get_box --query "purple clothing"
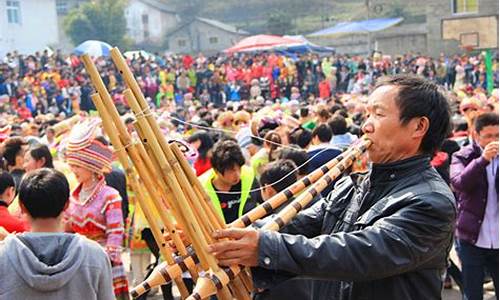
[450,142,499,245]
[475,156,498,249]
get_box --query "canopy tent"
[224,34,300,53]
[280,35,334,53]
[308,17,403,38]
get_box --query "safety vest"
[200,165,254,223]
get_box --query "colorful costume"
[64,119,129,299]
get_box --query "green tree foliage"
[63,0,128,48]
[266,11,293,35]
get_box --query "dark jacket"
[253,156,456,300]
[450,141,499,244]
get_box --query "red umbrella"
[224,34,300,53]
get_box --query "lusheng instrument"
[132,138,371,299]
[81,47,371,300]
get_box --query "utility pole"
[366,0,372,54]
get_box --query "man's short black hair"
[279,146,309,176]
[260,159,297,193]
[0,171,15,194]
[474,113,499,133]
[375,75,451,155]
[289,127,312,149]
[210,139,245,174]
[312,124,333,143]
[328,115,348,135]
[19,168,70,219]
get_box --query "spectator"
[0,171,28,233]
[0,168,114,300]
[451,112,499,300]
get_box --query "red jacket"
[0,203,28,233]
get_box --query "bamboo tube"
[171,143,253,298]
[230,146,358,228]
[109,48,248,298]
[188,139,371,300]
[124,89,218,275]
[52,114,80,136]
[263,138,372,231]
[82,57,190,298]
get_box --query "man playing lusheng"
[208,75,457,300]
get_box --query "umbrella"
[224,34,300,53]
[73,40,112,57]
[124,50,155,60]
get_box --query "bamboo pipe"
[111,48,249,298]
[92,93,167,256]
[81,56,191,298]
[133,137,365,298]
[124,89,218,273]
[89,94,191,299]
[85,72,186,261]
[111,49,226,269]
[52,114,80,136]
[230,146,359,228]
[170,143,226,229]
[263,138,372,231]
[171,143,250,300]
[188,139,371,300]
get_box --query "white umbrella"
[73,40,112,57]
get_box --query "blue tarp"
[276,35,334,54]
[308,17,403,38]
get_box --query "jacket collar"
[369,155,431,186]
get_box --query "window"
[178,39,187,47]
[142,14,149,25]
[56,0,68,15]
[144,30,150,39]
[6,0,20,24]
[209,37,219,44]
[452,0,478,14]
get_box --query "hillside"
[168,0,426,34]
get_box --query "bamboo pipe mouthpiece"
[130,261,172,298]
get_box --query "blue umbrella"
[73,40,112,57]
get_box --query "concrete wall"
[0,0,59,56]
[168,20,246,54]
[425,0,498,56]
[125,0,178,45]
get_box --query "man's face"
[362,85,424,164]
[474,125,499,148]
[218,165,242,186]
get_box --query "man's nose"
[362,121,374,134]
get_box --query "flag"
[485,49,494,94]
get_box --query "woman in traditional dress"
[63,120,129,299]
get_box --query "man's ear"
[19,201,27,215]
[63,200,69,211]
[411,116,429,139]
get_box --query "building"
[166,17,249,54]
[310,0,498,56]
[0,0,59,56]
[125,0,180,48]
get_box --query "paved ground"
[144,284,496,299]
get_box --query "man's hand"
[483,141,499,161]
[207,228,260,267]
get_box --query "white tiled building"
[0,0,59,56]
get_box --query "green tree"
[267,11,294,35]
[63,0,128,48]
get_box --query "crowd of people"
[0,47,498,300]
